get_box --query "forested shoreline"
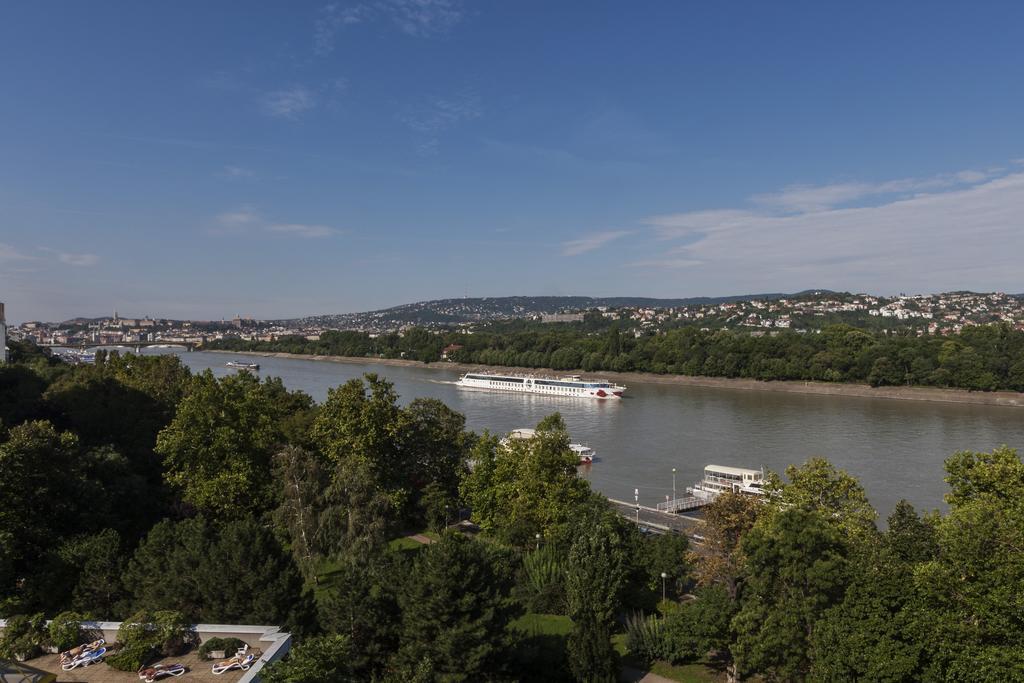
[1,338,1022,682]
[207,321,1024,392]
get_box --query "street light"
[660,571,668,603]
[535,533,541,551]
[672,468,677,501]
[634,488,640,525]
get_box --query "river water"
[136,348,1024,520]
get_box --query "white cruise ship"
[457,372,626,399]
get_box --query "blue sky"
[2,1,1024,322]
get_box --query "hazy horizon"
[3,2,1023,323]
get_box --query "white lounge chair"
[138,662,187,681]
[211,645,257,675]
[61,645,107,670]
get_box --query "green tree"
[123,515,312,630]
[156,371,288,516]
[565,518,627,683]
[764,457,877,540]
[914,447,1024,681]
[57,528,128,618]
[273,446,329,579]
[460,417,592,547]
[260,634,360,683]
[732,508,849,682]
[0,420,90,610]
[393,532,519,681]
[690,491,762,599]
[317,551,402,678]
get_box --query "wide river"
[141,349,1024,520]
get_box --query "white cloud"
[389,0,463,37]
[217,207,260,228]
[641,167,1024,293]
[752,168,998,213]
[314,0,463,54]
[220,165,255,179]
[399,92,481,134]
[563,230,632,256]
[267,224,336,238]
[0,242,32,262]
[58,252,99,267]
[262,87,316,119]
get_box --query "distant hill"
[283,291,839,329]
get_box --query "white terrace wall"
[0,620,292,683]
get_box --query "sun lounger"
[61,645,107,670]
[59,638,105,665]
[138,662,186,681]
[211,645,258,675]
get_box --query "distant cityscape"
[4,290,1024,352]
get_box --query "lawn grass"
[648,660,726,683]
[388,535,428,551]
[510,613,573,636]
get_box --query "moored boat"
[687,464,765,501]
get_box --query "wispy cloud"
[219,165,255,179]
[0,243,32,262]
[563,230,632,256]
[399,91,481,134]
[212,209,338,240]
[315,0,464,54]
[638,165,1024,293]
[751,168,1002,213]
[58,252,99,267]
[267,224,337,239]
[217,207,261,228]
[261,86,316,119]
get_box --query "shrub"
[0,613,49,661]
[197,637,246,660]
[520,545,566,614]
[106,641,159,671]
[49,611,90,652]
[624,611,667,665]
[116,609,196,657]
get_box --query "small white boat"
[569,443,595,464]
[502,428,596,464]
[225,361,260,371]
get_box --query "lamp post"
[634,488,640,525]
[660,571,668,603]
[535,533,541,551]
[672,468,677,501]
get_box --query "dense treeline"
[209,321,1024,391]
[1,340,1022,681]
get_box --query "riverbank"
[203,349,1024,408]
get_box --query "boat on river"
[225,361,260,371]
[457,372,625,399]
[502,428,596,464]
[687,464,765,500]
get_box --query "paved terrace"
[0,621,291,683]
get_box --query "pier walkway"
[607,498,701,537]
[656,495,709,513]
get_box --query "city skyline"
[3,2,1024,323]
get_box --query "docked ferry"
[456,372,626,399]
[687,465,765,500]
